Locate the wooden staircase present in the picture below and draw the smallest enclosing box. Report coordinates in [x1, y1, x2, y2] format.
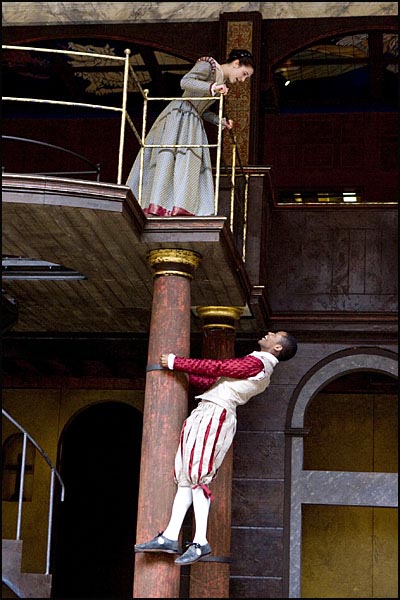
[2, 409, 65, 599]
[2, 540, 52, 598]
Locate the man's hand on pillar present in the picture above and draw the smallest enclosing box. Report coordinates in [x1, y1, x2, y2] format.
[160, 354, 169, 368]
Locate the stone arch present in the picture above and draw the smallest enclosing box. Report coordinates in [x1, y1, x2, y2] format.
[285, 347, 398, 598]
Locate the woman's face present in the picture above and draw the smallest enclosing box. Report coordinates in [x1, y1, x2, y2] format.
[227, 60, 254, 84]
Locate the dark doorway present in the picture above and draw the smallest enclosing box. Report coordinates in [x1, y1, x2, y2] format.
[52, 401, 143, 599]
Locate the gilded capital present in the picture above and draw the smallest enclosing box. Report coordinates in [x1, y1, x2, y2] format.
[196, 305, 244, 330]
[147, 248, 202, 279]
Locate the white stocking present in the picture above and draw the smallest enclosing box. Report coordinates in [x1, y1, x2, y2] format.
[162, 486, 193, 541]
[192, 486, 211, 546]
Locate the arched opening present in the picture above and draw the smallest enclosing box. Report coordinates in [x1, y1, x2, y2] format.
[271, 30, 398, 114]
[301, 371, 398, 598]
[2, 432, 36, 502]
[52, 401, 142, 599]
[285, 349, 398, 598]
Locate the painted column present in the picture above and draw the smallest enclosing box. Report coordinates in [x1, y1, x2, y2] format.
[219, 11, 262, 165]
[133, 249, 201, 599]
[189, 306, 243, 598]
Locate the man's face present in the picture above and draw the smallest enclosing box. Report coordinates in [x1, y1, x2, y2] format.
[258, 331, 285, 354]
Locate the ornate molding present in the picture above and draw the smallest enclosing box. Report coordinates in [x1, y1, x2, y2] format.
[196, 305, 244, 330]
[147, 248, 202, 279]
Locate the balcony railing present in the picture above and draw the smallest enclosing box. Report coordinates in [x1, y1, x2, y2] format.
[2, 45, 241, 205]
[2, 44, 257, 258]
[2, 135, 102, 180]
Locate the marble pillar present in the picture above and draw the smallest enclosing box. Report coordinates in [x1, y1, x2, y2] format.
[189, 305, 243, 599]
[133, 248, 201, 599]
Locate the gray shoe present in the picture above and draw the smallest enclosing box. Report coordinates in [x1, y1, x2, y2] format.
[174, 542, 212, 565]
[134, 533, 182, 554]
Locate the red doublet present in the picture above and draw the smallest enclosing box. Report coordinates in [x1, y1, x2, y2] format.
[172, 354, 265, 498]
[173, 354, 265, 382]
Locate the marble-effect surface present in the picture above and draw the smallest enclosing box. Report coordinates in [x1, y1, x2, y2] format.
[2, 2, 398, 26]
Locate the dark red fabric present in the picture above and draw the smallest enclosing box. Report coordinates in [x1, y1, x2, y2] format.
[143, 203, 168, 216]
[144, 203, 194, 217]
[173, 354, 264, 379]
[171, 206, 194, 216]
[193, 483, 214, 501]
[207, 408, 227, 475]
[179, 419, 187, 461]
[188, 374, 218, 392]
[197, 416, 213, 487]
[188, 439, 195, 481]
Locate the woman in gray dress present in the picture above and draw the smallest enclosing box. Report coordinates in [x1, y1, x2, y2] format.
[126, 49, 255, 216]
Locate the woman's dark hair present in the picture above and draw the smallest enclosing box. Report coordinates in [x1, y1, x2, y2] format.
[278, 332, 298, 362]
[226, 48, 255, 68]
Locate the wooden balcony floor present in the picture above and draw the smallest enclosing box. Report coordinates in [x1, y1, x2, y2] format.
[2, 174, 260, 335]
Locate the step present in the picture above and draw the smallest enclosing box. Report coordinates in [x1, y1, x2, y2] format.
[2, 540, 22, 576]
[2, 539, 52, 598]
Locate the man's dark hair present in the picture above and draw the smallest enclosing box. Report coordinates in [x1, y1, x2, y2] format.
[278, 332, 298, 362]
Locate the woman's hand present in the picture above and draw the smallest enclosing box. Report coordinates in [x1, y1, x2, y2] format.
[222, 118, 233, 130]
[212, 83, 229, 95]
